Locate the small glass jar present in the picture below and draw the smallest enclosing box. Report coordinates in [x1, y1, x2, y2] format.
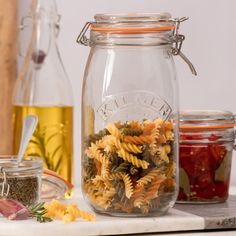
[0, 156, 43, 206]
[178, 110, 235, 203]
[78, 13, 196, 216]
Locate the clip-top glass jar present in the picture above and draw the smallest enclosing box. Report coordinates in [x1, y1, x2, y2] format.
[0, 156, 43, 206]
[178, 110, 235, 204]
[78, 13, 196, 216]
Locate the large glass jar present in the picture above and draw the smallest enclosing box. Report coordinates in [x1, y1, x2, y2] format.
[78, 13, 196, 216]
[178, 110, 235, 204]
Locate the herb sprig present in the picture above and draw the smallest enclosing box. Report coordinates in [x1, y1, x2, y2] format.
[28, 202, 52, 223]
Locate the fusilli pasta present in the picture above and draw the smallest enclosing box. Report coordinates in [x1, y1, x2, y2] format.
[83, 118, 176, 215]
[117, 149, 149, 169]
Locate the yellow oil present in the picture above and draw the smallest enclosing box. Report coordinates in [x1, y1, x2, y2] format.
[13, 105, 73, 184]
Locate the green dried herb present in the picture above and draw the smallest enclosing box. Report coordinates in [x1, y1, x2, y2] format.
[28, 202, 52, 223]
[1, 176, 39, 206]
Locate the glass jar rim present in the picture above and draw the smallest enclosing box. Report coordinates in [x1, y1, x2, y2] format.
[180, 110, 236, 130]
[0, 156, 43, 173]
[94, 12, 172, 23]
[91, 12, 176, 33]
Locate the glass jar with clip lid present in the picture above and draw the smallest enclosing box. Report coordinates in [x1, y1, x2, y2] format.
[77, 13, 197, 216]
[178, 110, 236, 203]
[0, 156, 43, 206]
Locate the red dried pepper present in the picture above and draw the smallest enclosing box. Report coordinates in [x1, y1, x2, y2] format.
[178, 133, 231, 202]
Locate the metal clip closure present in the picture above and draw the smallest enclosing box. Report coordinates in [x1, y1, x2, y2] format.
[0, 167, 9, 198]
[77, 18, 197, 75]
[172, 17, 197, 76]
[76, 22, 92, 46]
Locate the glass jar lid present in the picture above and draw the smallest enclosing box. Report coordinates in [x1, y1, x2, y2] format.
[0, 157, 43, 174]
[77, 12, 197, 75]
[94, 12, 172, 22]
[41, 169, 73, 199]
[180, 110, 236, 130]
[92, 13, 175, 33]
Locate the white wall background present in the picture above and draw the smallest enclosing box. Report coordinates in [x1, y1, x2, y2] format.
[20, 0, 236, 187]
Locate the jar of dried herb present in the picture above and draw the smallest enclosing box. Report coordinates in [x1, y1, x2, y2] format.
[178, 110, 235, 203]
[0, 157, 43, 206]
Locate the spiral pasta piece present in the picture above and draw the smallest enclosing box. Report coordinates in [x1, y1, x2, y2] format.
[85, 143, 106, 163]
[143, 123, 156, 135]
[95, 188, 116, 210]
[106, 136, 142, 153]
[164, 120, 174, 130]
[63, 213, 76, 223]
[106, 123, 122, 138]
[76, 209, 96, 221]
[117, 149, 149, 169]
[113, 202, 133, 213]
[165, 130, 174, 141]
[121, 173, 134, 199]
[44, 200, 96, 223]
[101, 158, 110, 178]
[158, 146, 170, 163]
[92, 176, 105, 189]
[121, 142, 142, 153]
[113, 161, 130, 173]
[67, 204, 96, 221]
[144, 174, 166, 202]
[124, 135, 153, 145]
[130, 120, 140, 129]
[44, 199, 66, 218]
[107, 171, 123, 181]
[136, 168, 161, 186]
[132, 185, 145, 208]
[92, 175, 113, 189]
[154, 118, 164, 127]
[151, 129, 160, 141]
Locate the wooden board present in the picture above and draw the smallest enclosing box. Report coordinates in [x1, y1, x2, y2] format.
[0, 0, 17, 154]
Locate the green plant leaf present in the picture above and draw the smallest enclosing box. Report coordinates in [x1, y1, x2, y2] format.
[215, 152, 232, 182]
[179, 167, 190, 195]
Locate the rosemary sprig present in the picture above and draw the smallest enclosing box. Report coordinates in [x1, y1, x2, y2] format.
[28, 202, 52, 223]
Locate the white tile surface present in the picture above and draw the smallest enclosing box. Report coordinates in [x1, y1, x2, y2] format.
[1, 188, 236, 236]
[0, 202, 204, 236]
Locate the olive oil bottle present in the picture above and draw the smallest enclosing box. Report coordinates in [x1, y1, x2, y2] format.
[13, 106, 73, 183]
[13, 0, 73, 183]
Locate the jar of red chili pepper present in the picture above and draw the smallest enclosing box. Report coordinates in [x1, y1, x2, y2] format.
[178, 110, 235, 204]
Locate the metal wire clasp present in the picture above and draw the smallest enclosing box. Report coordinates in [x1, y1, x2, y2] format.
[0, 167, 9, 198]
[171, 17, 197, 76]
[76, 22, 92, 46]
[77, 18, 197, 75]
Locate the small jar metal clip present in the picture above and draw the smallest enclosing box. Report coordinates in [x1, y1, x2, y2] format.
[0, 167, 10, 198]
